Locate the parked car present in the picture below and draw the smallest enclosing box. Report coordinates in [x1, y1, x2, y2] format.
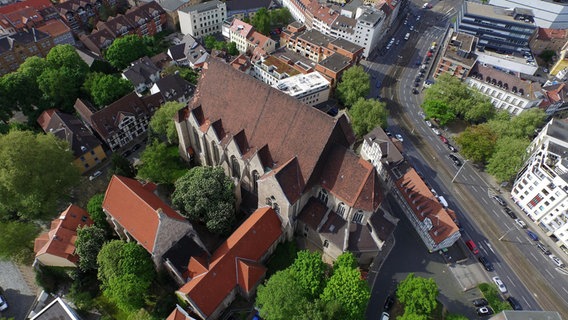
[395, 134, 404, 142]
[478, 256, 494, 271]
[507, 296, 522, 310]
[527, 230, 539, 241]
[439, 135, 448, 143]
[492, 276, 507, 293]
[432, 128, 441, 135]
[412, 88, 419, 94]
[132, 143, 142, 151]
[89, 170, 103, 181]
[404, 33, 410, 40]
[537, 243, 551, 255]
[473, 298, 488, 307]
[384, 295, 395, 311]
[0, 293, 7, 311]
[122, 149, 133, 158]
[504, 207, 517, 219]
[425, 120, 432, 127]
[515, 219, 527, 229]
[448, 154, 462, 166]
[380, 312, 390, 320]
[549, 254, 566, 268]
[477, 306, 493, 316]
[447, 144, 457, 152]
[492, 195, 507, 206]
[466, 240, 479, 255]
[327, 107, 338, 117]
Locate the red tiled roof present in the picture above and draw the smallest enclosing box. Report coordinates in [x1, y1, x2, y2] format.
[0, 0, 53, 14]
[229, 18, 253, 38]
[178, 207, 282, 318]
[537, 27, 567, 40]
[102, 175, 186, 253]
[34, 204, 92, 265]
[37, 19, 71, 38]
[182, 59, 354, 200]
[37, 108, 56, 130]
[167, 305, 197, 320]
[395, 168, 459, 245]
[320, 145, 383, 211]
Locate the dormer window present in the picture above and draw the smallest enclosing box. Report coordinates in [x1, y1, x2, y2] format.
[318, 189, 328, 205]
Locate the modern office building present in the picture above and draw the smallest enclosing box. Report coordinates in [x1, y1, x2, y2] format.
[455, 2, 537, 55]
[511, 119, 568, 253]
[490, 0, 568, 29]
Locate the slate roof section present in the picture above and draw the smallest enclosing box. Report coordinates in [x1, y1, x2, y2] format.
[178, 207, 282, 318]
[182, 59, 355, 201]
[74, 92, 162, 140]
[0, 28, 50, 54]
[37, 109, 103, 158]
[153, 74, 195, 102]
[29, 297, 81, 320]
[102, 175, 187, 253]
[225, 0, 271, 12]
[168, 34, 209, 67]
[363, 127, 404, 165]
[395, 167, 460, 245]
[123, 56, 160, 87]
[34, 204, 92, 265]
[470, 63, 542, 99]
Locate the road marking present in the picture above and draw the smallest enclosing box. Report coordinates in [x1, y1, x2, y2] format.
[545, 269, 556, 279]
[507, 275, 517, 287]
[471, 185, 478, 192]
[522, 296, 531, 309]
[481, 197, 488, 204]
[562, 287, 568, 295]
[529, 252, 538, 261]
[485, 242, 495, 254]
[516, 236, 522, 243]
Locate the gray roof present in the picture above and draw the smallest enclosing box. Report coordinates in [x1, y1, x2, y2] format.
[30, 297, 81, 320]
[153, 74, 195, 102]
[122, 56, 160, 86]
[330, 37, 363, 53]
[489, 310, 562, 320]
[152, 0, 186, 12]
[357, 9, 383, 26]
[546, 118, 568, 142]
[296, 29, 336, 47]
[168, 34, 209, 65]
[364, 126, 404, 165]
[318, 53, 351, 72]
[0, 29, 50, 54]
[226, 0, 271, 12]
[179, 0, 223, 13]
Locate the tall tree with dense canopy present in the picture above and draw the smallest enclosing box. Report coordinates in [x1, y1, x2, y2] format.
[75, 225, 107, 271]
[397, 273, 438, 316]
[137, 140, 187, 184]
[349, 98, 388, 137]
[0, 221, 39, 262]
[256, 269, 311, 320]
[0, 130, 80, 219]
[86, 194, 107, 229]
[149, 101, 185, 144]
[0, 71, 40, 120]
[455, 124, 498, 164]
[83, 72, 133, 107]
[289, 250, 327, 299]
[97, 240, 155, 311]
[110, 153, 136, 178]
[336, 66, 370, 108]
[104, 35, 149, 69]
[422, 100, 454, 125]
[251, 8, 271, 35]
[486, 137, 530, 182]
[172, 166, 235, 234]
[320, 257, 370, 320]
[509, 108, 546, 139]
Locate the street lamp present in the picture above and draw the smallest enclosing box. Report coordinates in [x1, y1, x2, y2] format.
[451, 159, 469, 183]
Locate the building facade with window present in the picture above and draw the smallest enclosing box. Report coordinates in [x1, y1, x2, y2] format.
[178, 0, 226, 38]
[434, 30, 478, 80]
[511, 119, 568, 253]
[175, 59, 395, 267]
[0, 29, 54, 76]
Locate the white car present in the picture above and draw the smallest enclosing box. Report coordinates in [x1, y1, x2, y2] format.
[515, 219, 527, 229]
[89, 170, 103, 181]
[395, 134, 404, 142]
[425, 120, 432, 127]
[404, 33, 410, 40]
[492, 276, 507, 293]
[432, 128, 441, 135]
[410, 25, 414, 31]
[0, 294, 8, 311]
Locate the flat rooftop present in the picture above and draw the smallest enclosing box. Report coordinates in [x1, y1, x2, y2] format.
[274, 72, 330, 97]
[441, 32, 477, 67]
[179, 0, 222, 14]
[330, 37, 363, 53]
[261, 55, 301, 77]
[547, 118, 568, 142]
[465, 2, 534, 25]
[296, 29, 336, 47]
[318, 53, 351, 72]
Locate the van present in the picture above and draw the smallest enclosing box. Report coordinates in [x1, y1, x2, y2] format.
[89, 170, 103, 181]
[466, 240, 479, 255]
[381, 312, 390, 320]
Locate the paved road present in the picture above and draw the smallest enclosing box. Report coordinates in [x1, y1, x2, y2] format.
[363, 0, 568, 315]
[0, 260, 35, 320]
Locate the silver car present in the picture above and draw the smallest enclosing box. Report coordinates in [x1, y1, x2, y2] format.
[492, 276, 507, 293]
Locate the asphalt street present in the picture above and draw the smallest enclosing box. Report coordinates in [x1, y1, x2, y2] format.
[362, 0, 568, 316]
[0, 260, 35, 320]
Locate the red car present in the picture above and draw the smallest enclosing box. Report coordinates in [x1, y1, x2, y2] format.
[440, 135, 448, 144]
[466, 240, 479, 255]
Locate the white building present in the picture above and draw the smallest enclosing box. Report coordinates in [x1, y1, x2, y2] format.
[511, 119, 568, 253]
[466, 64, 543, 115]
[251, 55, 301, 86]
[281, 0, 308, 23]
[273, 72, 331, 106]
[352, 7, 385, 57]
[178, 0, 226, 38]
[490, 0, 568, 29]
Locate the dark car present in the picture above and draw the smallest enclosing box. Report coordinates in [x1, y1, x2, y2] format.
[412, 88, 419, 94]
[447, 144, 457, 152]
[507, 297, 522, 310]
[384, 295, 395, 311]
[527, 230, 539, 241]
[448, 154, 462, 166]
[478, 256, 494, 271]
[327, 107, 338, 117]
[121, 150, 133, 158]
[537, 243, 551, 255]
[492, 195, 507, 206]
[504, 207, 517, 219]
[473, 298, 488, 307]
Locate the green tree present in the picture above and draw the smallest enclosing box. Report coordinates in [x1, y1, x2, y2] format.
[110, 153, 136, 178]
[336, 66, 370, 108]
[0, 130, 80, 219]
[270, 8, 292, 25]
[0, 221, 39, 262]
[455, 124, 498, 164]
[256, 269, 310, 320]
[333, 251, 357, 270]
[0, 71, 40, 120]
[463, 94, 495, 124]
[251, 8, 271, 35]
[398, 314, 428, 320]
[97, 240, 155, 311]
[127, 309, 153, 320]
[445, 314, 469, 320]
[149, 101, 185, 144]
[289, 250, 327, 299]
[204, 35, 217, 51]
[83, 72, 133, 107]
[320, 260, 370, 320]
[508, 108, 546, 139]
[161, 65, 199, 85]
[137, 140, 187, 184]
[75, 225, 107, 271]
[486, 137, 530, 182]
[539, 50, 556, 65]
[227, 42, 239, 56]
[105, 35, 149, 69]
[46, 45, 89, 74]
[37, 67, 84, 112]
[422, 100, 454, 125]
[87, 194, 107, 229]
[172, 166, 235, 234]
[396, 273, 438, 315]
[349, 98, 388, 137]
[17, 56, 48, 81]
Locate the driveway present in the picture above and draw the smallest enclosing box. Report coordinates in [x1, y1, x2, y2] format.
[0, 260, 36, 320]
